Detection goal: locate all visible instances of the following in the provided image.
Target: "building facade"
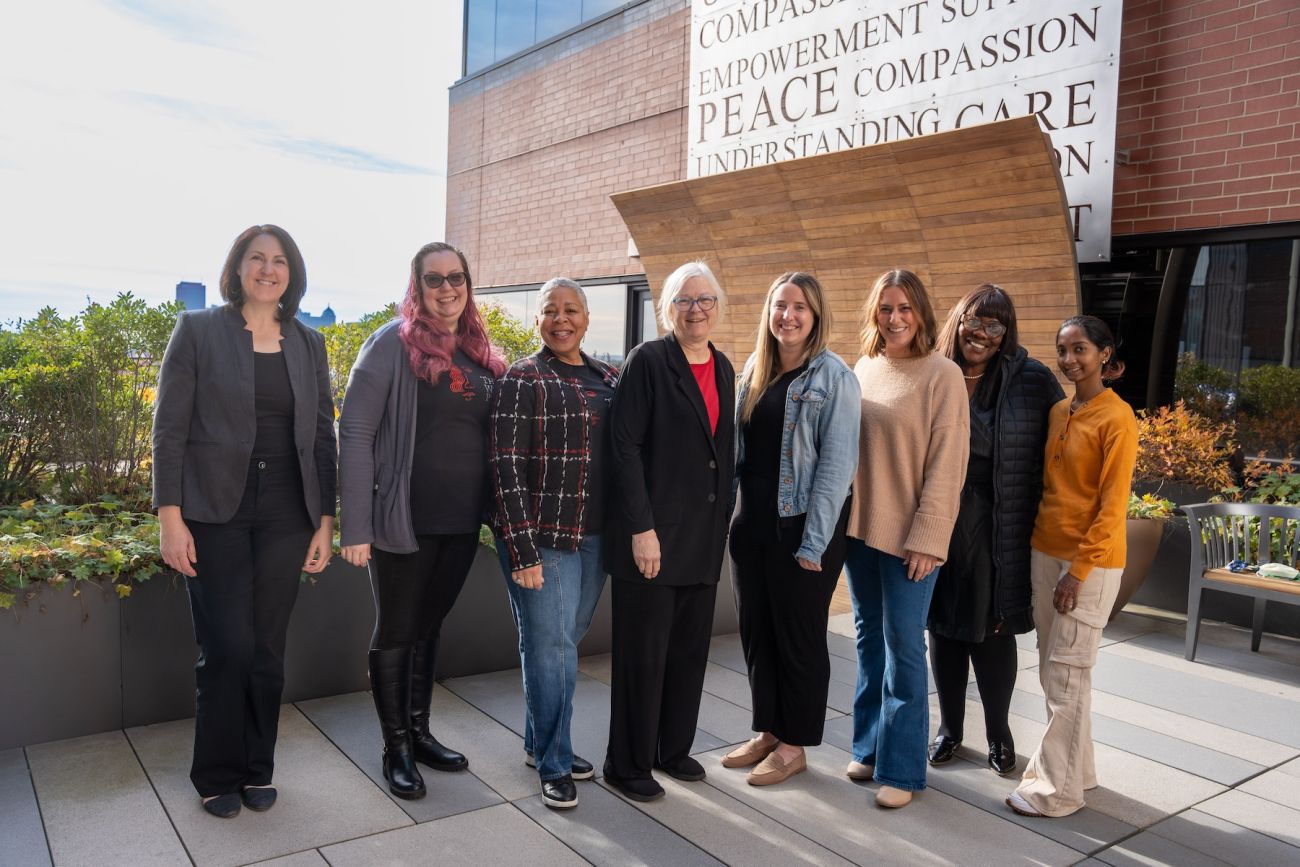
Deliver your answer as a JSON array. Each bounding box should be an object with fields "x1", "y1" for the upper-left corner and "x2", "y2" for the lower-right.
[{"x1": 449, "y1": 0, "x2": 1300, "y2": 454}]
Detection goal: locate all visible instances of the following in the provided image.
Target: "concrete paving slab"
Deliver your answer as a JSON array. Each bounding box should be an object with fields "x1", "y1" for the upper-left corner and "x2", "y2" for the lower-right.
[
  {"x1": 1089, "y1": 650, "x2": 1300, "y2": 748},
  {"x1": 695, "y1": 743, "x2": 1081, "y2": 866},
  {"x1": 692, "y1": 730, "x2": 729, "y2": 754},
  {"x1": 1092, "y1": 830, "x2": 1233, "y2": 867},
  {"x1": 924, "y1": 754, "x2": 1136, "y2": 855},
  {"x1": 319, "y1": 803, "x2": 586, "y2": 866},
  {"x1": 1195, "y1": 789, "x2": 1300, "y2": 848},
  {"x1": 515, "y1": 780, "x2": 722, "y2": 866},
  {"x1": 707, "y1": 632, "x2": 747, "y2": 674},
  {"x1": 294, "y1": 689, "x2": 504, "y2": 821},
  {"x1": 578, "y1": 652, "x2": 612, "y2": 685},
  {"x1": 694, "y1": 692, "x2": 755, "y2": 748},
  {"x1": 701, "y1": 661, "x2": 754, "y2": 709},
  {"x1": 0, "y1": 748, "x2": 51, "y2": 867},
  {"x1": 601, "y1": 773, "x2": 856, "y2": 866},
  {"x1": 26, "y1": 731, "x2": 188, "y2": 867},
  {"x1": 1108, "y1": 632, "x2": 1300, "y2": 702},
  {"x1": 1183, "y1": 616, "x2": 1300, "y2": 667},
  {"x1": 1146, "y1": 808, "x2": 1300, "y2": 866},
  {"x1": 826, "y1": 623, "x2": 857, "y2": 661},
  {"x1": 127, "y1": 705, "x2": 411, "y2": 867},
  {"x1": 248, "y1": 851, "x2": 329, "y2": 866},
  {"x1": 1101, "y1": 611, "x2": 1173, "y2": 646},
  {"x1": 1278, "y1": 756, "x2": 1300, "y2": 778}
]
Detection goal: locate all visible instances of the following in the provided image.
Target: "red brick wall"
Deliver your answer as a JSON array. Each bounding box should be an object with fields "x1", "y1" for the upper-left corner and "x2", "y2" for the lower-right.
[
  {"x1": 446, "y1": 0, "x2": 689, "y2": 288},
  {"x1": 1114, "y1": 0, "x2": 1300, "y2": 235}
]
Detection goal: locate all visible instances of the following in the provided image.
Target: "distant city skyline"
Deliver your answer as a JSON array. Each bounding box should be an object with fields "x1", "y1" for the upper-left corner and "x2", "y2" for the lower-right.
[{"x1": 0, "y1": 0, "x2": 464, "y2": 325}]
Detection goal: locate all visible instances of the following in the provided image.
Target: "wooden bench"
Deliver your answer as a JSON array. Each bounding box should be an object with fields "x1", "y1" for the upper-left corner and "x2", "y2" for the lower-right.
[{"x1": 1183, "y1": 503, "x2": 1300, "y2": 661}]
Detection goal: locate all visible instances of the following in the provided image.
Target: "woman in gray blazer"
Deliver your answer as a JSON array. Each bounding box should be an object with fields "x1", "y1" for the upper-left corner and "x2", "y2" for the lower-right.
[
  {"x1": 153, "y1": 225, "x2": 337, "y2": 819},
  {"x1": 338, "y1": 242, "x2": 506, "y2": 801}
]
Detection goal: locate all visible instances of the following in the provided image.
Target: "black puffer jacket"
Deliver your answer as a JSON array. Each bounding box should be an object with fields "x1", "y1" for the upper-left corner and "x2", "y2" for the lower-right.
[{"x1": 932, "y1": 347, "x2": 1063, "y2": 637}]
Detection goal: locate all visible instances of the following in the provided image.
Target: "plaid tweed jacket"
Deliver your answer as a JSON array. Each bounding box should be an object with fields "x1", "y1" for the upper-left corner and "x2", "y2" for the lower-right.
[{"x1": 490, "y1": 346, "x2": 620, "y2": 571}]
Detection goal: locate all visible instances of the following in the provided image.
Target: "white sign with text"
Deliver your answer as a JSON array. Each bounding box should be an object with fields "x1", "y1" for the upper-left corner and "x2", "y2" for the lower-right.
[{"x1": 688, "y1": 0, "x2": 1124, "y2": 261}]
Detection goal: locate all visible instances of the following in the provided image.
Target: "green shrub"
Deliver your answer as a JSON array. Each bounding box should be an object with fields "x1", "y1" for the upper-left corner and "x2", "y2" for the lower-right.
[{"x1": 1173, "y1": 353, "x2": 1234, "y2": 419}]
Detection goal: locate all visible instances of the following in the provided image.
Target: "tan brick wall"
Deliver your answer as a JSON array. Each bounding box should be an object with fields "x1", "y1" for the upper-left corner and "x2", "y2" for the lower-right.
[{"x1": 1114, "y1": 0, "x2": 1300, "y2": 235}]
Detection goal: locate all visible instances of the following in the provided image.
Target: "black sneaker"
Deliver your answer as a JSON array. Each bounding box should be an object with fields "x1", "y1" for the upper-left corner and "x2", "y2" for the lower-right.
[
  {"x1": 542, "y1": 775, "x2": 578, "y2": 809},
  {"x1": 602, "y1": 764, "x2": 665, "y2": 802},
  {"x1": 655, "y1": 756, "x2": 706, "y2": 782},
  {"x1": 525, "y1": 751, "x2": 595, "y2": 781}
]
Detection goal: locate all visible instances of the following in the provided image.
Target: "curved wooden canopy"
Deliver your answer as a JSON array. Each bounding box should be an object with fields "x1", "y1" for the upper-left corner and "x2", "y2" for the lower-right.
[{"x1": 612, "y1": 116, "x2": 1080, "y2": 368}]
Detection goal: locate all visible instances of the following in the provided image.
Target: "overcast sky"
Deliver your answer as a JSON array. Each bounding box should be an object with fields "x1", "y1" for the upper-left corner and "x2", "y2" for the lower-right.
[{"x1": 0, "y1": 0, "x2": 463, "y2": 324}]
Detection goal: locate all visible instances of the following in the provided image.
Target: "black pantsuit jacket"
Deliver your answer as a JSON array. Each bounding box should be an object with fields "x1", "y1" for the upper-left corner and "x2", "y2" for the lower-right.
[{"x1": 605, "y1": 333, "x2": 735, "y2": 586}]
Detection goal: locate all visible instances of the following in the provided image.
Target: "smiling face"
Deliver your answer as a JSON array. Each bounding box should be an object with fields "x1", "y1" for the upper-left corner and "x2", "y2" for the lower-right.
[
  {"x1": 239, "y1": 233, "x2": 291, "y2": 307},
  {"x1": 537, "y1": 286, "x2": 589, "y2": 363},
  {"x1": 1056, "y1": 323, "x2": 1109, "y2": 387},
  {"x1": 877, "y1": 285, "x2": 918, "y2": 357},
  {"x1": 769, "y1": 281, "x2": 814, "y2": 354},
  {"x1": 958, "y1": 309, "x2": 1006, "y2": 370},
  {"x1": 420, "y1": 249, "x2": 469, "y2": 330},
  {"x1": 670, "y1": 275, "x2": 717, "y2": 343}
]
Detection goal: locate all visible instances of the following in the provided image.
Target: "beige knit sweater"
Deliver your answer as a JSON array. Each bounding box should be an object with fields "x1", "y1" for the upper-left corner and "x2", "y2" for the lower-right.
[{"x1": 847, "y1": 351, "x2": 970, "y2": 562}]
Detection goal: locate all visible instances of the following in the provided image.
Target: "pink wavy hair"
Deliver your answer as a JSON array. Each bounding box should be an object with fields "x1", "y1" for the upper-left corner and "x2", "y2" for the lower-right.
[{"x1": 398, "y1": 242, "x2": 506, "y2": 383}]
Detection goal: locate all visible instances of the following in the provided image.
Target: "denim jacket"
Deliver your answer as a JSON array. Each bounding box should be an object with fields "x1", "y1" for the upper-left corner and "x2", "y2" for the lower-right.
[{"x1": 734, "y1": 348, "x2": 861, "y2": 564}]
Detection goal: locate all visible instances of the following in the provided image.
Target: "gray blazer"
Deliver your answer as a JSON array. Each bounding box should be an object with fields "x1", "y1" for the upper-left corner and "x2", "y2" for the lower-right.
[
  {"x1": 337, "y1": 321, "x2": 422, "y2": 554},
  {"x1": 151, "y1": 304, "x2": 337, "y2": 526}
]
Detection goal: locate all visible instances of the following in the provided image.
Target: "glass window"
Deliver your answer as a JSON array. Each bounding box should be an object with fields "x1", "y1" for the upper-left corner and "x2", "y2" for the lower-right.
[
  {"x1": 639, "y1": 291, "x2": 657, "y2": 345},
  {"x1": 537, "y1": 0, "x2": 581, "y2": 43},
  {"x1": 493, "y1": 0, "x2": 537, "y2": 61},
  {"x1": 582, "y1": 0, "x2": 625, "y2": 18},
  {"x1": 477, "y1": 281, "x2": 629, "y2": 365},
  {"x1": 465, "y1": 0, "x2": 497, "y2": 76}
]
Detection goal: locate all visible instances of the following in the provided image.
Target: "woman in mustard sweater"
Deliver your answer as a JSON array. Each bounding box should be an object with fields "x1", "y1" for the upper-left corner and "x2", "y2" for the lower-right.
[
  {"x1": 845, "y1": 269, "x2": 968, "y2": 809},
  {"x1": 1007, "y1": 315, "x2": 1137, "y2": 819}
]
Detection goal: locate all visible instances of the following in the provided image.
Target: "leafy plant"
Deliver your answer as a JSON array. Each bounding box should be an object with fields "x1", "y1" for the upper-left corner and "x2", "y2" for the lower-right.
[
  {"x1": 1221, "y1": 456, "x2": 1300, "y2": 506},
  {"x1": 1173, "y1": 353, "x2": 1234, "y2": 420},
  {"x1": 320, "y1": 306, "x2": 397, "y2": 407},
  {"x1": 481, "y1": 302, "x2": 540, "y2": 363},
  {"x1": 1134, "y1": 400, "x2": 1235, "y2": 494},
  {"x1": 0, "y1": 499, "x2": 166, "y2": 610},
  {"x1": 1127, "y1": 492, "x2": 1175, "y2": 520}
]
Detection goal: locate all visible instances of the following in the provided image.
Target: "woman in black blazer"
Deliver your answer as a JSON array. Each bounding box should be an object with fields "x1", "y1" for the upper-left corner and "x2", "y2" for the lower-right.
[
  {"x1": 602, "y1": 261, "x2": 736, "y2": 803},
  {"x1": 153, "y1": 225, "x2": 337, "y2": 819}
]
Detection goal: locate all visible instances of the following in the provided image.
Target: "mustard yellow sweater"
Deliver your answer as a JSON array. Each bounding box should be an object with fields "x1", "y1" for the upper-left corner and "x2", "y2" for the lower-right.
[
  {"x1": 847, "y1": 352, "x2": 969, "y2": 561},
  {"x1": 1031, "y1": 388, "x2": 1139, "y2": 581}
]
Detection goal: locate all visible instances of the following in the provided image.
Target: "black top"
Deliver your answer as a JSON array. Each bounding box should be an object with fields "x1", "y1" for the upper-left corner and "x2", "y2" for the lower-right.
[
  {"x1": 551, "y1": 359, "x2": 616, "y2": 533},
  {"x1": 252, "y1": 350, "x2": 297, "y2": 459},
  {"x1": 409, "y1": 349, "x2": 495, "y2": 535},
  {"x1": 966, "y1": 402, "x2": 995, "y2": 488},
  {"x1": 737, "y1": 366, "x2": 804, "y2": 534}
]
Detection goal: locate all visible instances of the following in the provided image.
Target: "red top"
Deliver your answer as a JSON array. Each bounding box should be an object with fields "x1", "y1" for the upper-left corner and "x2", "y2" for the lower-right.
[{"x1": 689, "y1": 355, "x2": 719, "y2": 435}]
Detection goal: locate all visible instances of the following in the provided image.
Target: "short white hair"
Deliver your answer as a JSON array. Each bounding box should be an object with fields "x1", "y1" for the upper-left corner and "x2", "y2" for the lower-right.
[
  {"x1": 537, "y1": 277, "x2": 588, "y2": 312},
  {"x1": 658, "y1": 261, "x2": 725, "y2": 333}
]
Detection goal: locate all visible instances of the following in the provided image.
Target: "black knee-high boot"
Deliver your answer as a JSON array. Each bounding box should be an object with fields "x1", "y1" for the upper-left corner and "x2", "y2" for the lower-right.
[
  {"x1": 409, "y1": 640, "x2": 468, "y2": 771},
  {"x1": 369, "y1": 648, "x2": 426, "y2": 799}
]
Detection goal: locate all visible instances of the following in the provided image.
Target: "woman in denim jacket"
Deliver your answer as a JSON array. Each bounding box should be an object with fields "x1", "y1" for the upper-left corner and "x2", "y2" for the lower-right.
[{"x1": 720, "y1": 271, "x2": 860, "y2": 786}]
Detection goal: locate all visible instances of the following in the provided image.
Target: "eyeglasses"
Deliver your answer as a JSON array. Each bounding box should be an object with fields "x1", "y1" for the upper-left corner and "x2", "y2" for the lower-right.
[
  {"x1": 422, "y1": 271, "x2": 467, "y2": 289},
  {"x1": 671, "y1": 295, "x2": 718, "y2": 312},
  {"x1": 960, "y1": 315, "x2": 1007, "y2": 337}
]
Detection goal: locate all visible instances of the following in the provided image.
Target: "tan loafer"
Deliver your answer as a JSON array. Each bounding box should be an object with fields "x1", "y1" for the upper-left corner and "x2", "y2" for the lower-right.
[
  {"x1": 875, "y1": 785, "x2": 913, "y2": 808},
  {"x1": 845, "y1": 760, "x2": 874, "y2": 781},
  {"x1": 746, "y1": 750, "x2": 806, "y2": 786},
  {"x1": 721, "y1": 737, "x2": 777, "y2": 769}
]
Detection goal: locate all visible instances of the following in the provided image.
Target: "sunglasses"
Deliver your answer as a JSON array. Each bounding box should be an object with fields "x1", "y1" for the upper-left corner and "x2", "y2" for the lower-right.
[
  {"x1": 960, "y1": 315, "x2": 1007, "y2": 337},
  {"x1": 422, "y1": 271, "x2": 467, "y2": 290}
]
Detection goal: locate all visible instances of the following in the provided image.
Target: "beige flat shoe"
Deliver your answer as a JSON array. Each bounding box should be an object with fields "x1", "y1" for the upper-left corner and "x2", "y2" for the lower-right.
[
  {"x1": 875, "y1": 785, "x2": 913, "y2": 808},
  {"x1": 746, "y1": 750, "x2": 806, "y2": 786},
  {"x1": 845, "y1": 760, "x2": 874, "y2": 781},
  {"x1": 721, "y1": 737, "x2": 777, "y2": 769}
]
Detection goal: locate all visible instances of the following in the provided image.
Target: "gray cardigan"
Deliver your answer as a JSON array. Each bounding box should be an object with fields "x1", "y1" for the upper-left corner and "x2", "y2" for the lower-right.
[
  {"x1": 338, "y1": 321, "x2": 425, "y2": 553},
  {"x1": 151, "y1": 304, "x2": 337, "y2": 526}
]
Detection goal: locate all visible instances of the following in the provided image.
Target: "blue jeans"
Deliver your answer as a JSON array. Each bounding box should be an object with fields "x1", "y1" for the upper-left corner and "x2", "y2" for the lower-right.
[
  {"x1": 845, "y1": 539, "x2": 939, "y2": 792},
  {"x1": 496, "y1": 535, "x2": 606, "y2": 781}
]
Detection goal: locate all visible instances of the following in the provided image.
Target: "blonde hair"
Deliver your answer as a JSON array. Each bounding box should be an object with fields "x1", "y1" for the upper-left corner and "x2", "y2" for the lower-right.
[
  {"x1": 659, "y1": 261, "x2": 726, "y2": 333},
  {"x1": 859, "y1": 268, "x2": 937, "y2": 358},
  {"x1": 740, "y1": 272, "x2": 832, "y2": 423}
]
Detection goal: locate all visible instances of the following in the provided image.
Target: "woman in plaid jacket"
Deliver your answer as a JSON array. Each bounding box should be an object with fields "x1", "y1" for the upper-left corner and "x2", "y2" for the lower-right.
[{"x1": 490, "y1": 278, "x2": 619, "y2": 810}]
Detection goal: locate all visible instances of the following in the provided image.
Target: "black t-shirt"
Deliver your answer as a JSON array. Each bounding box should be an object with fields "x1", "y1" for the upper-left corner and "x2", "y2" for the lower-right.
[
  {"x1": 737, "y1": 365, "x2": 805, "y2": 530},
  {"x1": 551, "y1": 358, "x2": 616, "y2": 533},
  {"x1": 409, "y1": 349, "x2": 495, "y2": 535},
  {"x1": 252, "y1": 350, "x2": 296, "y2": 458}
]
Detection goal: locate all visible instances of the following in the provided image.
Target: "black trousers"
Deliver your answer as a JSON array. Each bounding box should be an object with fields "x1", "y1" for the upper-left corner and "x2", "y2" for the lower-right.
[
  {"x1": 185, "y1": 458, "x2": 313, "y2": 797},
  {"x1": 606, "y1": 579, "x2": 716, "y2": 781},
  {"x1": 928, "y1": 630, "x2": 1019, "y2": 744},
  {"x1": 369, "y1": 533, "x2": 478, "y2": 649},
  {"x1": 728, "y1": 502, "x2": 849, "y2": 746}
]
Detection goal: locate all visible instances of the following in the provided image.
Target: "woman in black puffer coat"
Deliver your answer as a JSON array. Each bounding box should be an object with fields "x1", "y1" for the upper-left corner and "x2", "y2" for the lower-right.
[{"x1": 925, "y1": 285, "x2": 1064, "y2": 776}]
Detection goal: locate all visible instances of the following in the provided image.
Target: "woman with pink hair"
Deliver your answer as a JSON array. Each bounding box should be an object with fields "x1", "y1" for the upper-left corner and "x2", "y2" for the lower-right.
[{"x1": 338, "y1": 242, "x2": 506, "y2": 800}]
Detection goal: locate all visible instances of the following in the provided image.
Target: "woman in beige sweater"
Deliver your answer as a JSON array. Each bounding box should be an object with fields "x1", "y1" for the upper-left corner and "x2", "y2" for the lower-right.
[{"x1": 844, "y1": 269, "x2": 969, "y2": 809}]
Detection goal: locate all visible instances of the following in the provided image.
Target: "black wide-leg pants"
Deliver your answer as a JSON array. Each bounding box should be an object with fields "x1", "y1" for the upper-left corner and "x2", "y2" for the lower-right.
[
  {"x1": 185, "y1": 458, "x2": 313, "y2": 798},
  {"x1": 728, "y1": 501, "x2": 849, "y2": 746},
  {"x1": 606, "y1": 579, "x2": 717, "y2": 781}
]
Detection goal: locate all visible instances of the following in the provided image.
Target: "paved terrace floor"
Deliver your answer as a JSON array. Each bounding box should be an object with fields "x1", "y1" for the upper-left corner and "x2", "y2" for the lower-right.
[{"x1": 4, "y1": 609, "x2": 1300, "y2": 867}]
